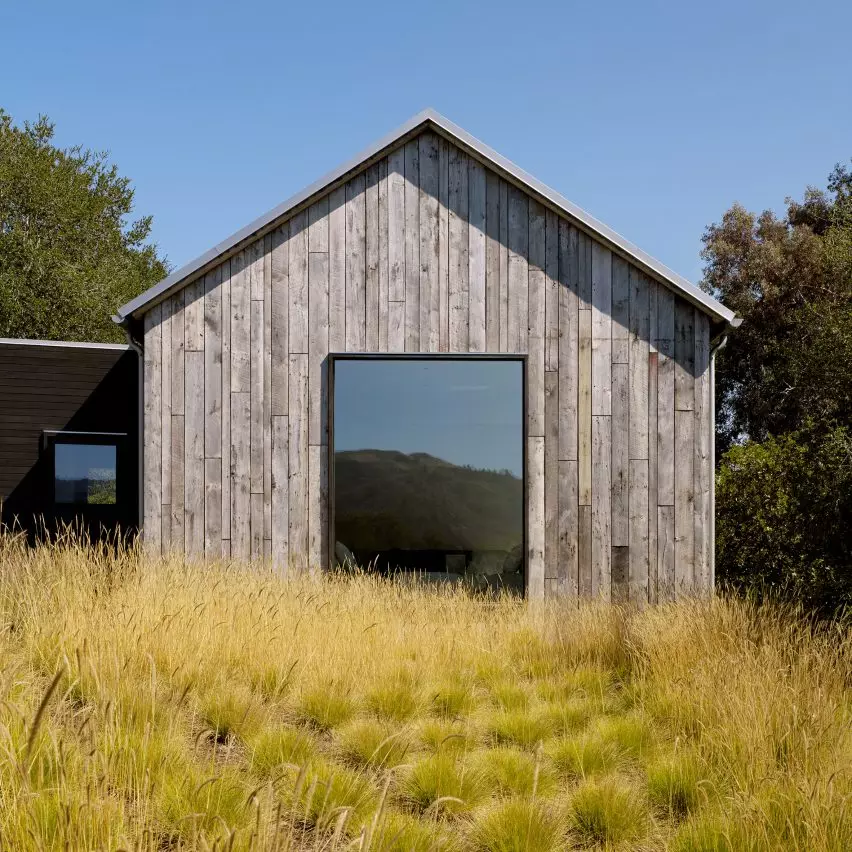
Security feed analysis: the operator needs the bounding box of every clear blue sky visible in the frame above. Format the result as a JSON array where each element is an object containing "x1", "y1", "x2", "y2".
[{"x1": 3, "y1": 1, "x2": 849, "y2": 286}]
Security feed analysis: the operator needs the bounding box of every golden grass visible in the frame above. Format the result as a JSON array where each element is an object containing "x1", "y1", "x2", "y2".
[{"x1": 0, "y1": 533, "x2": 849, "y2": 850}]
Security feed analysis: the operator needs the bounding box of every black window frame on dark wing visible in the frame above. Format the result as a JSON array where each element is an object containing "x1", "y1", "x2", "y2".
[
  {"x1": 327, "y1": 353, "x2": 527, "y2": 593},
  {"x1": 42, "y1": 430, "x2": 130, "y2": 522}
]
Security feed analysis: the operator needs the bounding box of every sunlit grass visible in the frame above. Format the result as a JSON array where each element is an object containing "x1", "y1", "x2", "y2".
[{"x1": 0, "y1": 532, "x2": 848, "y2": 850}]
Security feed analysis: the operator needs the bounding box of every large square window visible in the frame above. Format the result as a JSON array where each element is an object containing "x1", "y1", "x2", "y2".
[
  {"x1": 330, "y1": 356, "x2": 525, "y2": 591},
  {"x1": 53, "y1": 438, "x2": 118, "y2": 505}
]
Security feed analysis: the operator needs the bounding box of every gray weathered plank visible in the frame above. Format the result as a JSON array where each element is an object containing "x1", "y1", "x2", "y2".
[
  {"x1": 160, "y1": 295, "x2": 173, "y2": 527},
  {"x1": 485, "y1": 169, "x2": 501, "y2": 352},
  {"x1": 220, "y1": 259, "x2": 231, "y2": 546},
  {"x1": 346, "y1": 174, "x2": 367, "y2": 351},
  {"x1": 271, "y1": 228, "x2": 289, "y2": 414},
  {"x1": 438, "y1": 138, "x2": 450, "y2": 351},
  {"x1": 271, "y1": 415, "x2": 289, "y2": 572},
  {"x1": 658, "y1": 505, "x2": 675, "y2": 601},
  {"x1": 171, "y1": 414, "x2": 184, "y2": 552},
  {"x1": 289, "y1": 211, "x2": 309, "y2": 354},
  {"x1": 204, "y1": 266, "x2": 222, "y2": 459},
  {"x1": 578, "y1": 309, "x2": 592, "y2": 504},
  {"x1": 230, "y1": 250, "x2": 250, "y2": 393},
  {"x1": 365, "y1": 165, "x2": 380, "y2": 352},
  {"x1": 185, "y1": 349, "x2": 205, "y2": 556},
  {"x1": 657, "y1": 341, "x2": 675, "y2": 506},
  {"x1": 308, "y1": 251, "x2": 329, "y2": 446},
  {"x1": 388, "y1": 300, "x2": 404, "y2": 352},
  {"x1": 544, "y1": 371, "x2": 558, "y2": 580},
  {"x1": 419, "y1": 133, "x2": 440, "y2": 351},
  {"x1": 448, "y1": 145, "x2": 469, "y2": 351},
  {"x1": 288, "y1": 354, "x2": 309, "y2": 568},
  {"x1": 308, "y1": 445, "x2": 328, "y2": 575},
  {"x1": 171, "y1": 288, "x2": 185, "y2": 415},
  {"x1": 528, "y1": 199, "x2": 546, "y2": 436},
  {"x1": 558, "y1": 459, "x2": 579, "y2": 598},
  {"x1": 629, "y1": 458, "x2": 649, "y2": 602},
  {"x1": 591, "y1": 415, "x2": 612, "y2": 600},
  {"x1": 674, "y1": 409, "x2": 695, "y2": 593},
  {"x1": 205, "y1": 457, "x2": 222, "y2": 558},
  {"x1": 629, "y1": 267, "x2": 650, "y2": 459},
  {"x1": 527, "y1": 435, "x2": 545, "y2": 599},
  {"x1": 378, "y1": 159, "x2": 389, "y2": 352},
  {"x1": 468, "y1": 157, "x2": 486, "y2": 353},
  {"x1": 578, "y1": 504, "x2": 592, "y2": 599},
  {"x1": 499, "y1": 179, "x2": 509, "y2": 351},
  {"x1": 507, "y1": 185, "x2": 528, "y2": 353},
  {"x1": 612, "y1": 546, "x2": 629, "y2": 603},
  {"x1": 694, "y1": 309, "x2": 711, "y2": 594},
  {"x1": 328, "y1": 186, "x2": 346, "y2": 352},
  {"x1": 611, "y1": 362, "x2": 629, "y2": 547},
  {"x1": 184, "y1": 277, "x2": 205, "y2": 352},
  {"x1": 611, "y1": 255, "x2": 629, "y2": 364},
  {"x1": 647, "y1": 285, "x2": 659, "y2": 603},
  {"x1": 308, "y1": 195, "x2": 329, "y2": 252},
  {"x1": 558, "y1": 222, "x2": 579, "y2": 460},
  {"x1": 388, "y1": 147, "x2": 405, "y2": 304},
  {"x1": 230, "y1": 391, "x2": 251, "y2": 558},
  {"x1": 404, "y1": 140, "x2": 420, "y2": 351},
  {"x1": 545, "y1": 209, "x2": 559, "y2": 371},
  {"x1": 143, "y1": 305, "x2": 162, "y2": 553},
  {"x1": 250, "y1": 491, "x2": 263, "y2": 559},
  {"x1": 263, "y1": 234, "x2": 272, "y2": 545},
  {"x1": 578, "y1": 230, "x2": 592, "y2": 311},
  {"x1": 674, "y1": 297, "x2": 695, "y2": 411},
  {"x1": 250, "y1": 299, "x2": 264, "y2": 495},
  {"x1": 591, "y1": 242, "x2": 612, "y2": 416},
  {"x1": 248, "y1": 237, "x2": 264, "y2": 302}
]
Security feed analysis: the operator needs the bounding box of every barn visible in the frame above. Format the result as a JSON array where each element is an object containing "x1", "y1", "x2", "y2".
[{"x1": 114, "y1": 109, "x2": 739, "y2": 601}]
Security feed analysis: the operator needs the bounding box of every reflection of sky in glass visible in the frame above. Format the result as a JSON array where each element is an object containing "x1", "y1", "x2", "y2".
[
  {"x1": 333, "y1": 360, "x2": 523, "y2": 477},
  {"x1": 55, "y1": 443, "x2": 116, "y2": 482}
]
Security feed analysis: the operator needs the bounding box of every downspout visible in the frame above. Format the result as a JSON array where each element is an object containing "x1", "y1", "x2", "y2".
[{"x1": 114, "y1": 314, "x2": 144, "y2": 539}]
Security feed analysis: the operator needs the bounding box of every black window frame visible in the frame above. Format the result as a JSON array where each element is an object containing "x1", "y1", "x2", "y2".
[
  {"x1": 327, "y1": 353, "x2": 528, "y2": 590},
  {"x1": 43, "y1": 430, "x2": 129, "y2": 510}
]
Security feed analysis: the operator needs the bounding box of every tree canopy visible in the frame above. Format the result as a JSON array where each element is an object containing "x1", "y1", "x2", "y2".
[{"x1": 0, "y1": 110, "x2": 168, "y2": 343}]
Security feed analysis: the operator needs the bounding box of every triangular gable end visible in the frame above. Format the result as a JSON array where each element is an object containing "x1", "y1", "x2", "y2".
[{"x1": 114, "y1": 109, "x2": 737, "y2": 329}]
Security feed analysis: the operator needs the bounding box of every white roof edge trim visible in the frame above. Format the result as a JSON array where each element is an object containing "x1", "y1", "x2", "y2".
[
  {"x1": 0, "y1": 337, "x2": 130, "y2": 351},
  {"x1": 116, "y1": 108, "x2": 736, "y2": 326}
]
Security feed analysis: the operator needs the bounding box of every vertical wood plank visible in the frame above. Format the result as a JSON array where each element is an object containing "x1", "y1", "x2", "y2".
[
  {"x1": 220, "y1": 259, "x2": 230, "y2": 548},
  {"x1": 657, "y1": 287, "x2": 675, "y2": 507},
  {"x1": 308, "y1": 445, "x2": 328, "y2": 574},
  {"x1": 419, "y1": 133, "x2": 440, "y2": 351},
  {"x1": 346, "y1": 174, "x2": 367, "y2": 351},
  {"x1": 658, "y1": 505, "x2": 675, "y2": 601},
  {"x1": 262, "y1": 240, "x2": 271, "y2": 549},
  {"x1": 378, "y1": 159, "x2": 389, "y2": 352},
  {"x1": 160, "y1": 296, "x2": 172, "y2": 546},
  {"x1": 629, "y1": 459, "x2": 649, "y2": 602},
  {"x1": 248, "y1": 238, "x2": 264, "y2": 302},
  {"x1": 558, "y1": 222, "x2": 579, "y2": 460},
  {"x1": 485, "y1": 169, "x2": 500, "y2": 352},
  {"x1": 289, "y1": 211, "x2": 309, "y2": 354},
  {"x1": 611, "y1": 255, "x2": 629, "y2": 364},
  {"x1": 448, "y1": 145, "x2": 469, "y2": 351},
  {"x1": 591, "y1": 415, "x2": 612, "y2": 600},
  {"x1": 185, "y1": 349, "x2": 205, "y2": 556},
  {"x1": 204, "y1": 457, "x2": 222, "y2": 558},
  {"x1": 388, "y1": 147, "x2": 405, "y2": 304},
  {"x1": 591, "y1": 242, "x2": 612, "y2": 416},
  {"x1": 271, "y1": 227, "x2": 289, "y2": 414},
  {"x1": 404, "y1": 140, "x2": 420, "y2": 351},
  {"x1": 629, "y1": 267, "x2": 650, "y2": 460},
  {"x1": 184, "y1": 277, "x2": 205, "y2": 352},
  {"x1": 648, "y1": 283, "x2": 659, "y2": 603},
  {"x1": 544, "y1": 372, "x2": 558, "y2": 580},
  {"x1": 438, "y1": 138, "x2": 450, "y2": 351},
  {"x1": 250, "y1": 299, "x2": 264, "y2": 496},
  {"x1": 365, "y1": 166, "x2": 380, "y2": 352},
  {"x1": 558, "y1": 460, "x2": 579, "y2": 598},
  {"x1": 578, "y1": 231, "x2": 592, "y2": 311},
  {"x1": 528, "y1": 199, "x2": 546, "y2": 436},
  {"x1": 675, "y1": 298, "x2": 695, "y2": 411},
  {"x1": 230, "y1": 392, "x2": 251, "y2": 558},
  {"x1": 527, "y1": 436, "x2": 545, "y2": 599},
  {"x1": 204, "y1": 267, "x2": 222, "y2": 459},
  {"x1": 230, "y1": 251, "x2": 250, "y2": 393},
  {"x1": 675, "y1": 409, "x2": 695, "y2": 592},
  {"x1": 328, "y1": 186, "x2": 347, "y2": 352},
  {"x1": 171, "y1": 415, "x2": 184, "y2": 552},
  {"x1": 499, "y1": 180, "x2": 509, "y2": 351},
  {"x1": 288, "y1": 354, "x2": 308, "y2": 568},
  {"x1": 579, "y1": 504, "x2": 592, "y2": 599},
  {"x1": 468, "y1": 157, "x2": 486, "y2": 352},
  {"x1": 611, "y1": 362, "x2": 629, "y2": 547},
  {"x1": 612, "y1": 547, "x2": 629, "y2": 603},
  {"x1": 143, "y1": 305, "x2": 162, "y2": 553},
  {"x1": 271, "y1": 415, "x2": 289, "y2": 572},
  {"x1": 171, "y1": 288, "x2": 185, "y2": 416},
  {"x1": 309, "y1": 251, "x2": 329, "y2": 446},
  {"x1": 545, "y1": 209, "x2": 559, "y2": 371},
  {"x1": 388, "y1": 301, "x2": 405, "y2": 352},
  {"x1": 308, "y1": 196, "x2": 329, "y2": 252},
  {"x1": 578, "y1": 310, "x2": 592, "y2": 504},
  {"x1": 694, "y1": 310, "x2": 711, "y2": 595},
  {"x1": 250, "y1": 492, "x2": 263, "y2": 559},
  {"x1": 507, "y1": 185, "x2": 528, "y2": 353}
]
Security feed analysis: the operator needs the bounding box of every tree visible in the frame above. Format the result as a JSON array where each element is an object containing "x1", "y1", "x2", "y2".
[
  {"x1": 703, "y1": 164, "x2": 852, "y2": 612},
  {"x1": 0, "y1": 110, "x2": 168, "y2": 343}
]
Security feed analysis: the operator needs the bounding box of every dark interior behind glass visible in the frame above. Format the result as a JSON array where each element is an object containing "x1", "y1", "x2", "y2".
[{"x1": 331, "y1": 357, "x2": 524, "y2": 592}]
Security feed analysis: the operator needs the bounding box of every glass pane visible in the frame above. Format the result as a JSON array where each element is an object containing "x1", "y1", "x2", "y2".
[
  {"x1": 55, "y1": 443, "x2": 117, "y2": 505},
  {"x1": 333, "y1": 359, "x2": 523, "y2": 591}
]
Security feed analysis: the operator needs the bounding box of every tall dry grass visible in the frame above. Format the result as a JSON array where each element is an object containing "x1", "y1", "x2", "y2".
[{"x1": 0, "y1": 532, "x2": 848, "y2": 850}]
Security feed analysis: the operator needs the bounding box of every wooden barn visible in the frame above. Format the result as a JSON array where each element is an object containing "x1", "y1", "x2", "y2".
[{"x1": 114, "y1": 109, "x2": 739, "y2": 601}]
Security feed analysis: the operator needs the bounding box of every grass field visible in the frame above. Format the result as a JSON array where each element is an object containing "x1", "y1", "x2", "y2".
[{"x1": 0, "y1": 535, "x2": 849, "y2": 850}]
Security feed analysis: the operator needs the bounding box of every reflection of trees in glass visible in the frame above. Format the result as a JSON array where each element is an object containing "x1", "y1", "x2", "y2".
[{"x1": 88, "y1": 478, "x2": 117, "y2": 504}]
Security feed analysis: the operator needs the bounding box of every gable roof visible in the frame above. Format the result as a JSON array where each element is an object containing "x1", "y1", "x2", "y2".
[{"x1": 115, "y1": 108, "x2": 737, "y2": 327}]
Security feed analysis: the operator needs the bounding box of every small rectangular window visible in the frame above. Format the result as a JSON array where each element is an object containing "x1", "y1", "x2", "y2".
[{"x1": 47, "y1": 434, "x2": 122, "y2": 505}]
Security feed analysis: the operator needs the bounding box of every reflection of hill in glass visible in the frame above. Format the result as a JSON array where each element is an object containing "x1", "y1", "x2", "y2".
[
  {"x1": 55, "y1": 478, "x2": 117, "y2": 505},
  {"x1": 334, "y1": 449, "x2": 522, "y2": 552}
]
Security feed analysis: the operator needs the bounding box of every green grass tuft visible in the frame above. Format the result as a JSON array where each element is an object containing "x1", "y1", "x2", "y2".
[
  {"x1": 297, "y1": 684, "x2": 355, "y2": 730},
  {"x1": 366, "y1": 669, "x2": 422, "y2": 721},
  {"x1": 469, "y1": 797, "x2": 567, "y2": 852},
  {"x1": 248, "y1": 725, "x2": 316, "y2": 775},
  {"x1": 647, "y1": 749, "x2": 707, "y2": 819},
  {"x1": 470, "y1": 746, "x2": 556, "y2": 798},
  {"x1": 569, "y1": 777, "x2": 650, "y2": 846},
  {"x1": 547, "y1": 732, "x2": 625, "y2": 780},
  {"x1": 402, "y1": 752, "x2": 488, "y2": 815},
  {"x1": 486, "y1": 707, "x2": 559, "y2": 750},
  {"x1": 335, "y1": 718, "x2": 412, "y2": 767}
]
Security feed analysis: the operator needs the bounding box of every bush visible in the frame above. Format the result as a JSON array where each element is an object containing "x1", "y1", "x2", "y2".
[{"x1": 716, "y1": 423, "x2": 852, "y2": 615}]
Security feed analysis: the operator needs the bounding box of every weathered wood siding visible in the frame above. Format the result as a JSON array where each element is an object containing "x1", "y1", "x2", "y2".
[{"x1": 141, "y1": 130, "x2": 713, "y2": 600}]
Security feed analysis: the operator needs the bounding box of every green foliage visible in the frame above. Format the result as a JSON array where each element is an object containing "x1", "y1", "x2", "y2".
[
  {"x1": 0, "y1": 109, "x2": 167, "y2": 342},
  {"x1": 469, "y1": 798, "x2": 566, "y2": 852},
  {"x1": 716, "y1": 423, "x2": 852, "y2": 613},
  {"x1": 569, "y1": 777, "x2": 649, "y2": 846}
]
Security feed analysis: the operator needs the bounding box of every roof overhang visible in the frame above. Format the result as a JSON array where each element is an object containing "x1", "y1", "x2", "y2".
[{"x1": 115, "y1": 108, "x2": 737, "y2": 328}]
